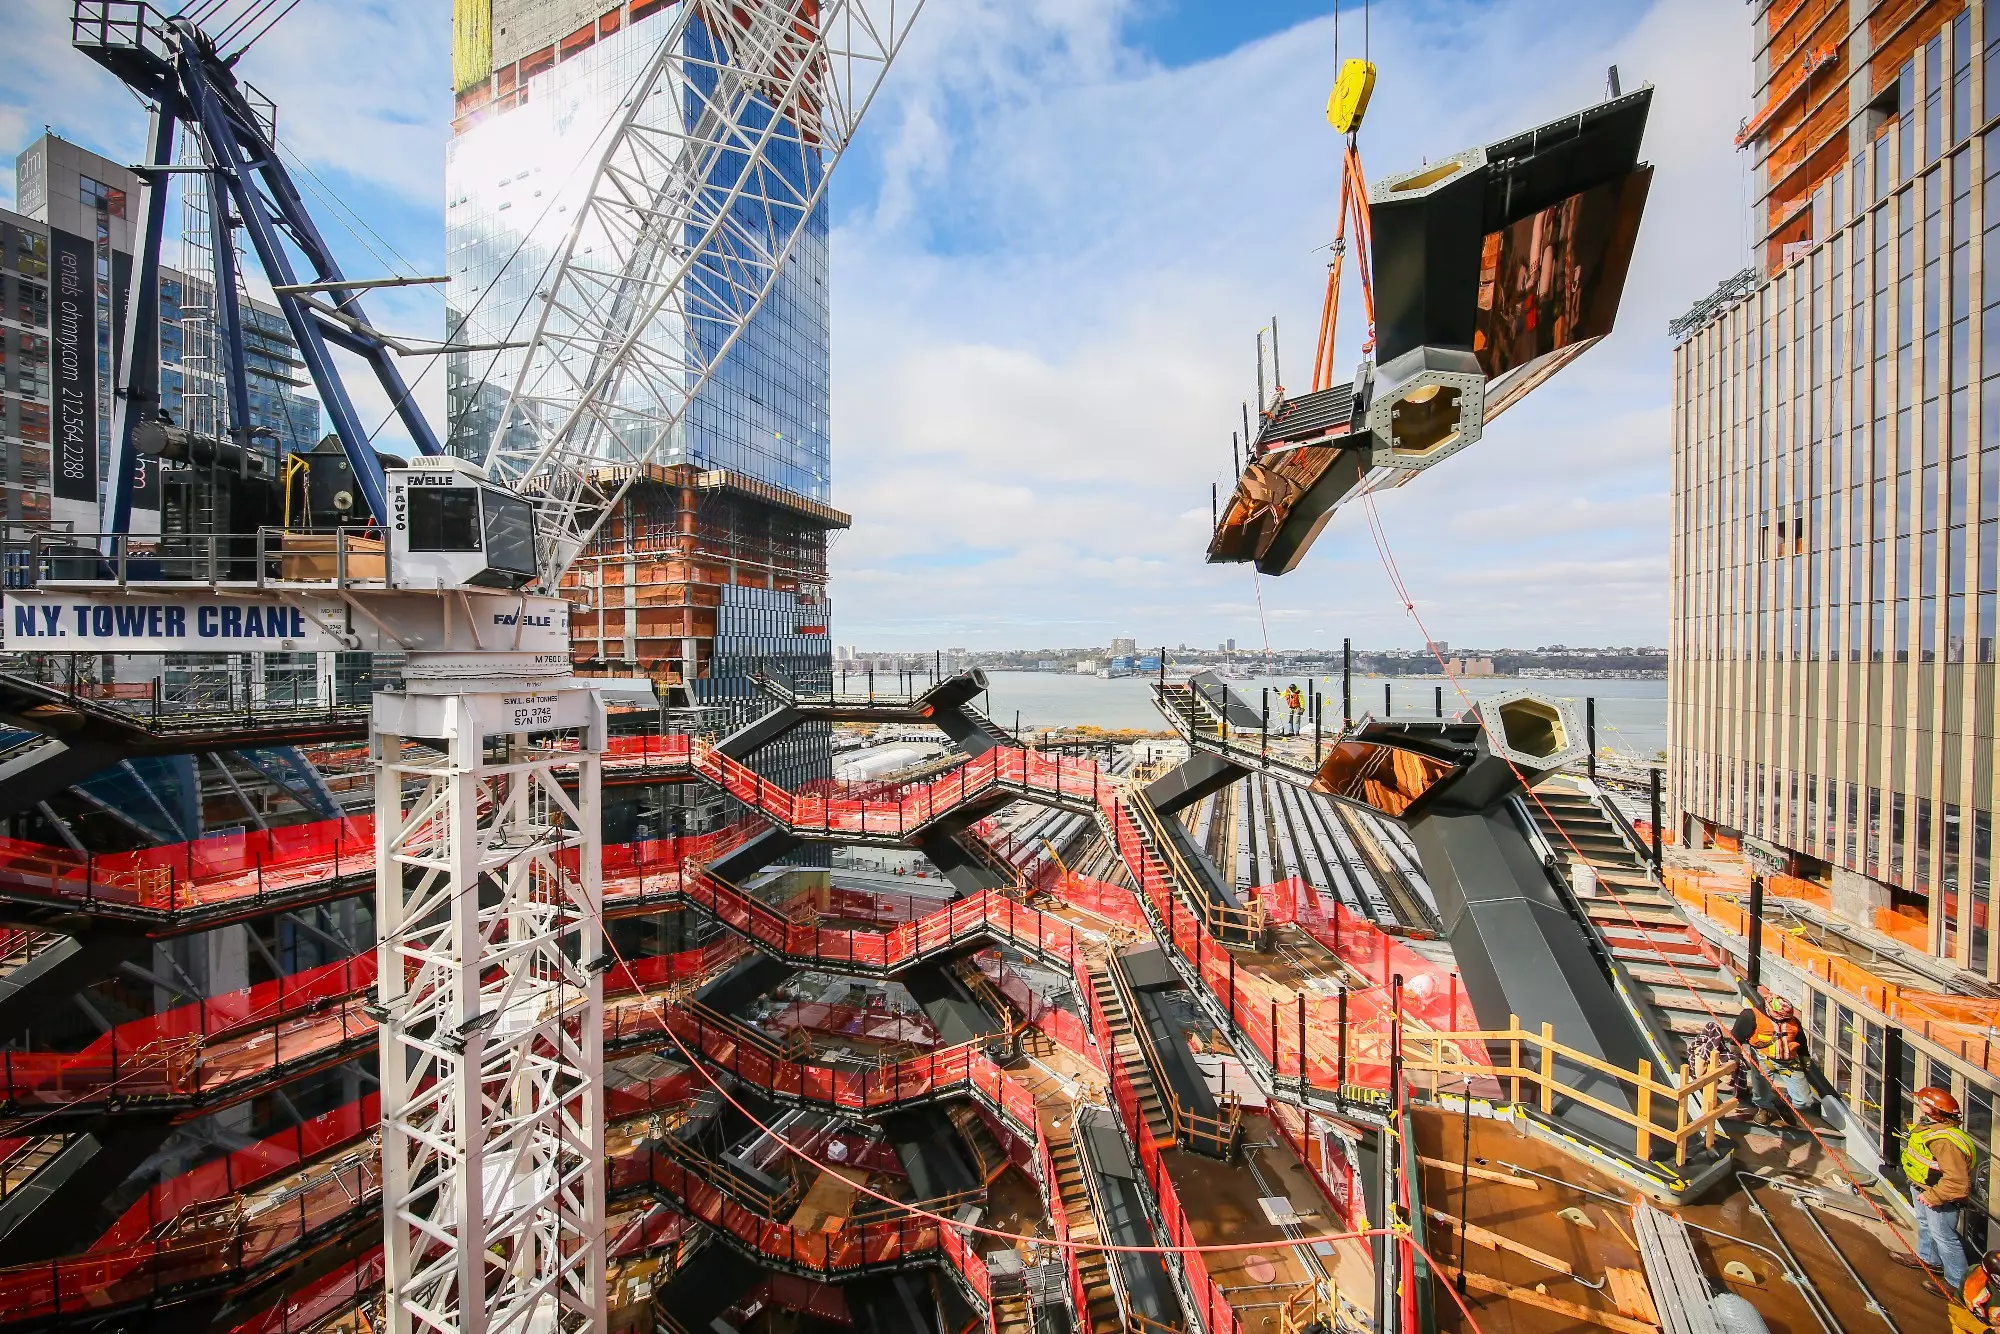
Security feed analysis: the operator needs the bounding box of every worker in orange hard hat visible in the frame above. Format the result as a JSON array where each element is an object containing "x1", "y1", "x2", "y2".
[
  {"x1": 1955, "y1": 1250, "x2": 2000, "y2": 1330},
  {"x1": 1733, "y1": 991, "x2": 1810, "y2": 1126},
  {"x1": 1893, "y1": 1086, "x2": 1978, "y2": 1291}
]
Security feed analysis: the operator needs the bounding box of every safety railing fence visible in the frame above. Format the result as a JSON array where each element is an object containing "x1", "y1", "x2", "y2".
[
  {"x1": 1666, "y1": 864, "x2": 2000, "y2": 1082},
  {"x1": 0, "y1": 738, "x2": 1101, "y2": 923},
  {"x1": 78, "y1": 954, "x2": 377, "y2": 1057},
  {"x1": 1100, "y1": 955, "x2": 1242, "y2": 1159},
  {"x1": 765, "y1": 1000, "x2": 941, "y2": 1050},
  {"x1": 0, "y1": 1146, "x2": 378, "y2": 1322},
  {"x1": 0, "y1": 1047, "x2": 722, "y2": 1325},
  {"x1": 1398, "y1": 1019, "x2": 1740, "y2": 1166},
  {"x1": 9, "y1": 527, "x2": 388, "y2": 592},
  {"x1": 1037, "y1": 1121, "x2": 1094, "y2": 1331},
  {"x1": 605, "y1": 999, "x2": 1040, "y2": 1141},
  {"x1": 1108, "y1": 784, "x2": 1731, "y2": 1161},
  {"x1": 1121, "y1": 793, "x2": 1266, "y2": 942},
  {"x1": 228, "y1": 1245, "x2": 385, "y2": 1334},
  {"x1": 615, "y1": 1146, "x2": 984, "y2": 1285},
  {"x1": 1108, "y1": 795, "x2": 1397, "y2": 1095},
  {"x1": 974, "y1": 953, "x2": 1096, "y2": 1062},
  {"x1": 1091, "y1": 979, "x2": 1244, "y2": 1334},
  {"x1": 92, "y1": 1094, "x2": 381, "y2": 1254},
  {"x1": 0, "y1": 928, "x2": 50, "y2": 970},
  {"x1": 677, "y1": 865, "x2": 1083, "y2": 975},
  {"x1": 0, "y1": 994, "x2": 375, "y2": 1112},
  {"x1": 0, "y1": 817, "x2": 374, "y2": 918},
  {"x1": 650, "y1": 1133, "x2": 808, "y2": 1220}
]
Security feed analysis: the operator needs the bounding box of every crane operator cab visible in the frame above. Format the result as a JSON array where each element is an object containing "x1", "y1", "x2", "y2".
[{"x1": 386, "y1": 456, "x2": 541, "y2": 592}]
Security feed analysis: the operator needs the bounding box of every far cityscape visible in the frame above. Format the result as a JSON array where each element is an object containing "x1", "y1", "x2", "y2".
[{"x1": 833, "y1": 641, "x2": 1669, "y2": 679}]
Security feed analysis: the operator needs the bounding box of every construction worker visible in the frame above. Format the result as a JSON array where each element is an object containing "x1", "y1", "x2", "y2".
[
  {"x1": 1284, "y1": 683, "x2": 1304, "y2": 735},
  {"x1": 1731, "y1": 992, "x2": 1809, "y2": 1125},
  {"x1": 1753, "y1": 993, "x2": 1810, "y2": 1116},
  {"x1": 1892, "y1": 1086, "x2": 1979, "y2": 1290},
  {"x1": 1955, "y1": 1250, "x2": 2000, "y2": 1331}
]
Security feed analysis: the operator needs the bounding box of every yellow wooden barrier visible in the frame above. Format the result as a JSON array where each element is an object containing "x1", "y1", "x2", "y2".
[{"x1": 1399, "y1": 1014, "x2": 1739, "y2": 1167}]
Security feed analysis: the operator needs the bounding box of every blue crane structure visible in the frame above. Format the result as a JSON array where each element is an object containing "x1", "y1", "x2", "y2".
[{"x1": 73, "y1": 0, "x2": 441, "y2": 541}]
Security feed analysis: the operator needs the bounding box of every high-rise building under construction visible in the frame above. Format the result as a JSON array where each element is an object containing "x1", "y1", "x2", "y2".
[
  {"x1": 1671, "y1": 0, "x2": 2000, "y2": 1214},
  {"x1": 445, "y1": 0, "x2": 841, "y2": 820}
]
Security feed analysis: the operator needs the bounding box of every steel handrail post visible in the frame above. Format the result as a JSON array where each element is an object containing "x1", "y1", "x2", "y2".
[{"x1": 1337, "y1": 984, "x2": 1348, "y2": 1089}]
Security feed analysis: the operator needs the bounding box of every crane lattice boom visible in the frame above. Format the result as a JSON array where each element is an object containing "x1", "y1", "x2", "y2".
[{"x1": 487, "y1": 0, "x2": 922, "y2": 589}]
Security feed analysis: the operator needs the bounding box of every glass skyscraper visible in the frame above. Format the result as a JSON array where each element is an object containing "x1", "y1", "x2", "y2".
[{"x1": 447, "y1": 0, "x2": 839, "y2": 812}]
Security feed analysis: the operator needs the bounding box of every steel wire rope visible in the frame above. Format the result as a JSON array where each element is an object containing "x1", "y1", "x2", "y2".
[
  {"x1": 227, "y1": 0, "x2": 302, "y2": 56},
  {"x1": 267, "y1": 134, "x2": 429, "y2": 287},
  {"x1": 1356, "y1": 487, "x2": 1950, "y2": 1301},
  {"x1": 177, "y1": 1, "x2": 234, "y2": 26},
  {"x1": 210, "y1": 0, "x2": 278, "y2": 49}
]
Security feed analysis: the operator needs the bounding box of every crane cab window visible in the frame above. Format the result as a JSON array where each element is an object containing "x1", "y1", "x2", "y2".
[
  {"x1": 408, "y1": 487, "x2": 480, "y2": 551},
  {"x1": 480, "y1": 491, "x2": 537, "y2": 582}
]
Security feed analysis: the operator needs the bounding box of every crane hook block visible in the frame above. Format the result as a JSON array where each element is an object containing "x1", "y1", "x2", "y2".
[{"x1": 1327, "y1": 58, "x2": 1377, "y2": 134}]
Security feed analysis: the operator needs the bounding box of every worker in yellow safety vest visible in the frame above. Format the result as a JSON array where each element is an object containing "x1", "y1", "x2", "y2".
[{"x1": 1893, "y1": 1086, "x2": 1979, "y2": 1291}]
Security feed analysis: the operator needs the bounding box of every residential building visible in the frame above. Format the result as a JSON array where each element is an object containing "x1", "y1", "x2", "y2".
[
  {"x1": 1671, "y1": 0, "x2": 2000, "y2": 1223},
  {"x1": 4, "y1": 133, "x2": 321, "y2": 531}
]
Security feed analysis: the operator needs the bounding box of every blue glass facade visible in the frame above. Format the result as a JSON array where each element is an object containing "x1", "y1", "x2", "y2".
[{"x1": 446, "y1": 3, "x2": 837, "y2": 806}]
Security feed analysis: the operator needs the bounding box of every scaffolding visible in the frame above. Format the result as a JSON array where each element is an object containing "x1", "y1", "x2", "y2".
[{"x1": 562, "y1": 464, "x2": 845, "y2": 683}]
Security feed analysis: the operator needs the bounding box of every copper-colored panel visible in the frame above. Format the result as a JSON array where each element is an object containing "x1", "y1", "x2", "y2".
[
  {"x1": 1473, "y1": 167, "x2": 1651, "y2": 384},
  {"x1": 1208, "y1": 445, "x2": 1347, "y2": 565},
  {"x1": 1311, "y1": 740, "x2": 1454, "y2": 818}
]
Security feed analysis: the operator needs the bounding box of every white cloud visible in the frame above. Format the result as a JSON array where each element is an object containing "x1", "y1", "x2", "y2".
[
  {"x1": 828, "y1": 0, "x2": 1751, "y2": 650},
  {"x1": 1, "y1": 1, "x2": 454, "y2": 445},
  {"x1": 1, "y1": 0, "x2": 1750, "y2": 653}
]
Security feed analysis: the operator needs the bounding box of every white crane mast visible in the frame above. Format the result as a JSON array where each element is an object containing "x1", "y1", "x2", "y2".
[{"x1": 30, "y1": 9, "x2": 919, "y2": 1328}]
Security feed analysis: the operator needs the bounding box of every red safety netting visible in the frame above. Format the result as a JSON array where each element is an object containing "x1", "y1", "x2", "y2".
[
  {"x1": 767, "y1": 1001, "x2": 940, "y2": 1048},
  {"x1": 1040, "y1": 1119, "x2": 1093, "y2": 1327},
  {"x1": 1107, "y1": 799, "x2": 1395, "y2": 1091},
  {"x1": 598, "y1": 734, "x2": 1111, "y2": 842},
  {"x1": 76, "y1": 954, "x2": 377, "y2": 1058},
  {"x1": 92, "y1": 1093, "x2": 379, "y2": 1253},
  {"x1": 676, "y1": 867, "x2": 1082, "y2": 974},
  {"x1": 229, "y1": 1246, "x2": 384, "y2": 1334},
  {"x1": 611, "y1": 1146, "x2": 988, "y2": 1291},
  {"x1": 972, "y1": 952, "x2": 1098, "y2": 1065},
  {"x1": 0, "y1": 817, "x2": 374, "y2": 916},
  {"x1": 0, "y1": 994, "x2": 374, "y2": 1109},
  {"x1": 611, "y1": 1001, "x2": 1040, "y2": 1139},
  {"x1": 0, "y1": 1056, "x2": 717, "y2": 1324},
  {"x1": 1088, "y1": 969, "x2": 1243, "y2": 1334},
  {"x1": 1258, "y1": 874, "x2": 1482, "y2": 1034},
  {"x1": 0, "y1": 1140, "x2": 377, "y2": 1322},
  {"x1": 1047, "y1": 870, "x2": 1150, "y2": 931}
]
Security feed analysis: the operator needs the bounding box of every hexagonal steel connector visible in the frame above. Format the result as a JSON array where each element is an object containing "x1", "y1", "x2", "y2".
[
  {"x1": 1471, "y1": 688, "x2": 1587, "y2": 773},
  {"x1": 1364, "y1": 345, "x2": 1487, "y2": 471}
]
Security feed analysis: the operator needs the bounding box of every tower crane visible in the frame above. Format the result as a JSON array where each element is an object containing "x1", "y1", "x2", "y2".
[{"x1": 25, "y1": 4, "x2": 926, "y2": 1332}]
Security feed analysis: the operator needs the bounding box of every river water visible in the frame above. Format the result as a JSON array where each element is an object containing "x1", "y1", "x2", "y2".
[{"x1": 969, "y1": 671, "x2": 1668, "y2": 761}]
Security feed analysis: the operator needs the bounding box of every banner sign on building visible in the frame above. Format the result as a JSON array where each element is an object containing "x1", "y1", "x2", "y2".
[
  {"x1": 1, "y1": 594, "x2": 350, "y2": 654},
  {"x1": 48, "y1": 228, "x2": 97, "y2": 504}
]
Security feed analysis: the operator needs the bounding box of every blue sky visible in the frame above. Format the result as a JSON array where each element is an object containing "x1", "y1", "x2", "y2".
[{"x1": 0, "y1": 0, "x2": 1753, "y2": 651}]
